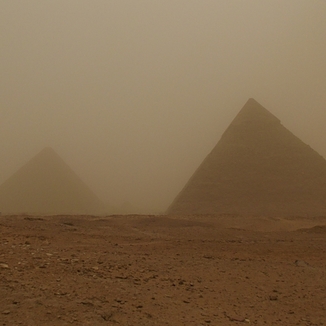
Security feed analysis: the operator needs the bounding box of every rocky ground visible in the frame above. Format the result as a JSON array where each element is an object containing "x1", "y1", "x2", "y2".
[{"x1": 0, "y1": 214, "x2": 326, "y2": 325}]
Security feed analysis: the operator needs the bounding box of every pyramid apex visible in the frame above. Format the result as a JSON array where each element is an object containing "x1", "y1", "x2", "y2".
[
  {"x1": 34, "y1": 147, "x2": 61, "y2": 160},
  {"x1": 247, "y1": 97, "x2": 257, "y2": 103},
  {"x1": 232, "y1": 98, "x2": 280, "y2": 126},
  {"x1": 245, "y1": 98, "x2": 265, "y2": 107},
  {"x1": 43, "y1": 146, "x2": 55, "y2": 152},
  {"x1": 39, "y1": 147, "x2": 57, "y2": 154}
]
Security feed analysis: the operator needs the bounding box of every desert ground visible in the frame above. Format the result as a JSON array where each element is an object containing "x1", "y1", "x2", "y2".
[{"x1": 0, "y1": 214, "x2": 325, "y2": 326}]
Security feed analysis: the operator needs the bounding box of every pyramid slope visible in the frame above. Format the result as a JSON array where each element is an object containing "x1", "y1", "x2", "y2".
[
  {"x1": 0, "y1": 147, "x2": 107, "y2": 215},
  {"x1": 167, "y1": 99, "x2": 326, "y2": 217}
]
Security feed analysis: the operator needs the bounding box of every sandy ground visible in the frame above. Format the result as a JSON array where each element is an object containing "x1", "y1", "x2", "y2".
[{"x1": 0, "y1": 214, "x2": 326, "y2": 326}]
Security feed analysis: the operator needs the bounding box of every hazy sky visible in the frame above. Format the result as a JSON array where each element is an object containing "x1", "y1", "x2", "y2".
[{"x1": 1, "y1": 1, "x2": 326, "y2": 213}]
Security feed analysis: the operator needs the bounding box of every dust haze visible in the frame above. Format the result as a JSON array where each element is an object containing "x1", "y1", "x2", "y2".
[{"x1": 1, "y1": 1, "x2": 326, "y2": 213}]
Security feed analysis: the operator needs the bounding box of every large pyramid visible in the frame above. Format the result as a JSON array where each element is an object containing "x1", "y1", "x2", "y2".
[
  {"x1": 167, "y1": 98, "x2": 326, "y2": 217},
  {"x1": 0, "y1": 147, "x2": 107, "y2": 215}
]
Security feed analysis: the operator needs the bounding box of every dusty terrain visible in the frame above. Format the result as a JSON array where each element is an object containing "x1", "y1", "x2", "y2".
[{"x1": 1, "y1": 214, "x2": 326, "y2": 325}]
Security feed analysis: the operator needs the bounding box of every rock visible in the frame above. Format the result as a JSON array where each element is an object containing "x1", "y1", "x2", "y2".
[
  {"x1": 2, "y1": 310, "x2": 10, "y2": 315},
  {"x1": 0, "y1": 263, "x2": 9, "y2": 269},
  {"x1": 100, "y1": 312, "x2": 114, "y2": 321},
  {"x1": 294, "y1": 260, "x2": 310, "y2": 267}
]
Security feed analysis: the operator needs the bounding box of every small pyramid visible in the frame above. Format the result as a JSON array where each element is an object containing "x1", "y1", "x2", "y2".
[
  {"x1": 167, "y1": 98, "x2": 326, "y2": 217},
  {"x1": 0, "y1": 147, "x2": 106, "y2": 215}
]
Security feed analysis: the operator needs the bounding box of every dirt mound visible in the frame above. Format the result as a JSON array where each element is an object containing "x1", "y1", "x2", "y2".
[
  {"x1": 132, "y1": 216, "x2": 211, "y2": 228},
  {"x1": 297, "y1": 225, "x2": 326, "y2": 233}
]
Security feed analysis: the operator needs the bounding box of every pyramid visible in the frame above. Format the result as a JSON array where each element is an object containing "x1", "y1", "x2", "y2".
[
  {"x1": 167, "y1": 98, "x2": 326, "y2": 217},
  {"x1": 0, "y1": 147, "x2": 107, "y2": 215}
]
